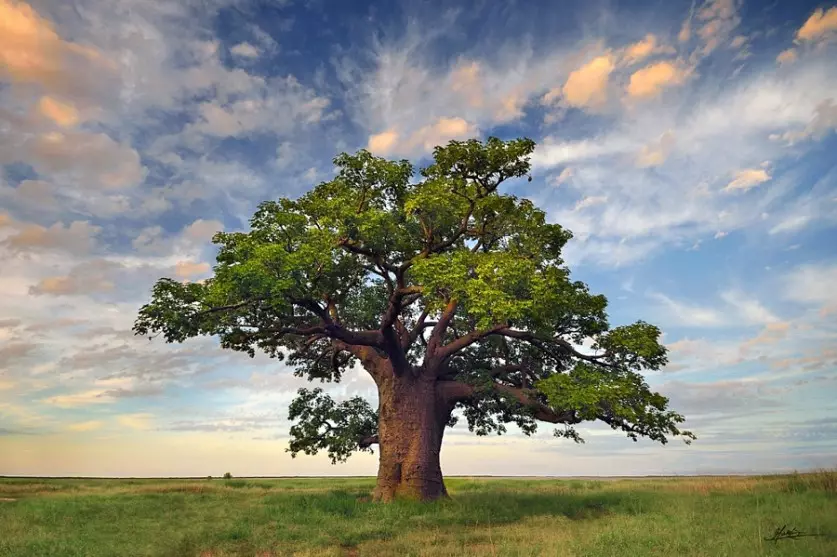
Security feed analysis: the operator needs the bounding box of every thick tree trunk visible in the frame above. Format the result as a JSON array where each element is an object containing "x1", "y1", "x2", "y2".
[{"x1": 371, "y1": 373, "x2": 450, "y2": 502}]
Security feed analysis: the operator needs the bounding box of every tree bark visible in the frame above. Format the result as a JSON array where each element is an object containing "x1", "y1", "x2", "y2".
[{"x1": 371, "y1": 372, "x2": 451, "y2": 502}]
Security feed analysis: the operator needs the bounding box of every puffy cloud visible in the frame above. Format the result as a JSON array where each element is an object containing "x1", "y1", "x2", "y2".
[
  {"x1": 410, "y1": 117, "x2": 476, "y2": 151},
  {"x1": 37, "y1": 96, "x2": 80, "y2": 127},
  {"x1": 1, "y1": 129, "x2": 145, "y2": 190},
  {"x1": 776, "y1": 48, "x2": 798, "y2": 65},
  {"x1": 28, "y1": 260, "x2": 120, "y2": 296},
  {"x1": 796, "y1": 6, "x2": 837, "y2": 43},
  {"x1": 367, "y1": 117, "x2": 476, "y2": 157},
  {"x1": 0, "y1": 0, "x2": 113, "y2": 95},
  {"x1": 230, "y1": 42, "x2": 259, "y2": 58},
  {"x1": 187, "y1": 79, "x2": 331, "y2": 139},
  {"x1": 777, "y1": 99, "x2": 837, "y2": 144},
  {"x1": 367, "y1": 129, "x2": 399, "y2": 155},
  {"x1": 2, "y1": 180, "x2": 59, "y2": 213},
  {"x1": 561, "y1": 54, "x2": 615, "y2": 109},
  {"x1": 0, "y1": 342, "x2": 37, "y2": 367},
  {"x1": 626, "y1": 61, "x2": 690, "y2": 99},
  {"x1": 723, "y1": 168, "x2": 771, "y2": 192},
  {"x1": 183, "y1": 219, "x2": 223, "y2": 243},
  {"x1": 621, "y1": 34, "x2": 675, "y2": 65},
  {"x1": 1, "y1": 219, "x2": 100, "y2": 255},
  {"x1": 694, "y1": 0, "x2": 741, "y2": 56}
]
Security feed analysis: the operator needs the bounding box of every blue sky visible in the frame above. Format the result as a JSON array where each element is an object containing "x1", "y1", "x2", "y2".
[{"x1": 1, "y1": 0, "x2": 836, "y2": 477}]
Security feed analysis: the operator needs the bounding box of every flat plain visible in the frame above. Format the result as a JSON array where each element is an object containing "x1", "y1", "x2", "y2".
[{"x1": 1, "y1": 471, "x2": 835, "y2": 557}]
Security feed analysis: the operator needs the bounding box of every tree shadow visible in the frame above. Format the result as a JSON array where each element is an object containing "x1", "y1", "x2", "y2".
[{"x1": 259, "y1": 482, "x2": 656, "y2": 550}]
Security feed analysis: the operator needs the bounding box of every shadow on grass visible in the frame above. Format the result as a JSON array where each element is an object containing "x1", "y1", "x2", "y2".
[{"x1": 257, "y1": 484, "x2": 655, "y2": 549}]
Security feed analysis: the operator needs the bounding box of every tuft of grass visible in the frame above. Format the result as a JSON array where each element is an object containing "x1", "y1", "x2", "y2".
[{"x1": 0, "y1": 470, "x2": 835, "y2": 556}]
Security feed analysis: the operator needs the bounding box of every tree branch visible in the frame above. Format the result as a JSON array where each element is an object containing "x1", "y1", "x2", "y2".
[
  {"x1": 426, "y1": 299, "x2": 458, "y2": 360},
  {"x1": 358, "y1": 434, "x2": 379, "y2": 449},
  {"x1": 436, "y1": 380, "x2": 579, "y2": 424},
  {"x1": 435, "y1": 322, "x2": 510, "y2": 362},
  {"x1": 337, "y1": 238, "x2": 398, "y2": 272}
]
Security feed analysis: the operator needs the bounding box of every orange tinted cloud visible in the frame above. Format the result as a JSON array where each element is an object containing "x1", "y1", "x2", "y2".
[
  {"x1": 38, "y1": 96, "x2": 79, "y2": 127},
  {"x1": 367, "y1": 118, "x2": 476, "y2": 157},
  {"x1": 367, "y1": 129, "x2": 399, "y2": 155},
  {"x1": 776, "y1": 48, "x2": 798, "y2": 65},
  {"x1": 636, "y1": 131, "x2": 676, "y2": 167},
  {"x1": 723, "y1": 168, "x2": 771, "y2": 192},
  {"x1": 0, "y1": 0, "x2": 110, "y2": 91},
  {"x1": 412, "y1": 117, "x2": 476, "y2": 150},
  {"x1": 626, "y1": 61, "x2": 690, "y2": 99},
  {"x1": 796, "y1": 6, "x2": 837, "y2": 42},
  {"x1": 562, "y1": 54, "x2": 615, "y2": 109},
  {"x1": 175, "y1": 261, "x2": 211, "y2": 279},
  {"x1": 450, "y1": 60, "x2": 483, "y2": 108},
  {"x1": 622, "y1": 34, "x2": 675, "y2": 65}
]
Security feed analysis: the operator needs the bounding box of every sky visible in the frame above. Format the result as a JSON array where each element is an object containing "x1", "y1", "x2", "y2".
[{"x1": 1, "y1": 0, "x2": 836, "y2": 478}]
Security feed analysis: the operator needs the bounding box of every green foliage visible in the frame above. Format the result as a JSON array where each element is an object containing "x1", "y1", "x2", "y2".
[
  {"x1": 134, "y1": 135, "x2": 696, "y2": 462},
  {"x1": 287, "y1": 388, "x2": 378, "y2": 464},
  {"x1": 536, "y1": 362, "x2": 695, "y2": 444},
  {"x1": 223, "y1": 472, "x2": 232, "y2": 480}
]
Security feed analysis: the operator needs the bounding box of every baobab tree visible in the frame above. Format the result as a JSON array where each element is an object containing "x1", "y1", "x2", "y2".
[{"x1": 134, "y1": 137, "x2": 695, "y2": 502}]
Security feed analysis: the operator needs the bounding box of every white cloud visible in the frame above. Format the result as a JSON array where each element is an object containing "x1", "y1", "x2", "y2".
[
  {"x1": 719, "y1": 290, "x2": 780, "y2": 325},
  {"x1": 230, "y1": 42, "x2": 260, "y2": 58},
  {"x1": 769, "y1": 215, "x2": 811, "y2": 234},
  {"x1": 649, "y1": 293, "x2": 725, "y2": 327},
  {"x1": 551, "y1": 167, "x2": 574, "y2": 186},
  {"x1": 574, "y1": 195, "x2": 608, "y2": 211},
  {"x1": 651, "y1": 290, "x2": 781, "y2": 329},
  {"x1": 783, "y1": 263, "x2": 837, "y2": 309}
]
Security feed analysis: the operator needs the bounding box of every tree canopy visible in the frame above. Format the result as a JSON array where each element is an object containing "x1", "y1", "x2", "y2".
[{"x1": 135, "y1": 136, "x2": 694, "y2": 472}]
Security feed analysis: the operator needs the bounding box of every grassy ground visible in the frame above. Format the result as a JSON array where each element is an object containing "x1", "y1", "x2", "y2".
[{"x1": 1, "y1": 471, "x2": 835, "y2": 557}]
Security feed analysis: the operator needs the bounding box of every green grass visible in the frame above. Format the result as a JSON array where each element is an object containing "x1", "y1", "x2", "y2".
[{"x1": 1, "y1": 471, "x2": 835, "y2": 556}]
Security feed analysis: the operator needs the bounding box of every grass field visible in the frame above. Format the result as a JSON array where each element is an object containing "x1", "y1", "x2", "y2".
[{"x1": 1, "y1": 471, "x2": 835, "y2": 557}]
